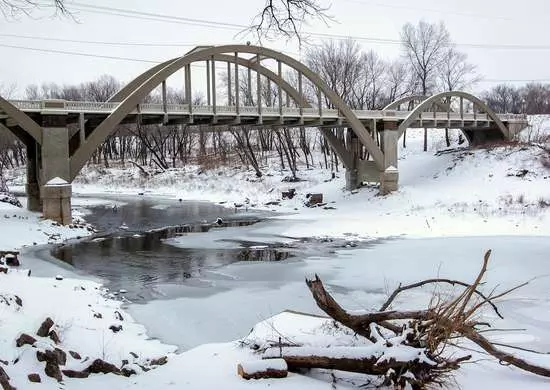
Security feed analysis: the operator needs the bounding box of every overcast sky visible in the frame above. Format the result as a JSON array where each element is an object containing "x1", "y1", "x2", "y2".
[{"x1": 1, "y1": 0, "x2": 550, "y2": 98}]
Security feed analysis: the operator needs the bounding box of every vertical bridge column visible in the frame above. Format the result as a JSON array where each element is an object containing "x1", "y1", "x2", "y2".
[
  {"x1": 25, "y1": 138, "x2": 41, "y2": 211},
  {"x1": 40, "y1": 110, "x2": 72, "y2": 225},
  {"x1": 345, "y1": 129, "x2": 360, "y2": 191},
  {"x1": 380, "y1": 120, "x2": 399, "y2": 195}
]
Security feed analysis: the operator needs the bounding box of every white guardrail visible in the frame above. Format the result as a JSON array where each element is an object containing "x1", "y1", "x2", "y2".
[{"x1": 6, "y1": 99, "x2": 528, "y2": 122}]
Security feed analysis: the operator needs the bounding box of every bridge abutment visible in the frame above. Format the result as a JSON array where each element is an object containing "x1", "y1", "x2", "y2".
[
  {"x1": 40, "y1": 114, "x2": 73, "y2": 225},
  {"x1": 507, "y1": 122, "x2": 528, "y2": 139}
]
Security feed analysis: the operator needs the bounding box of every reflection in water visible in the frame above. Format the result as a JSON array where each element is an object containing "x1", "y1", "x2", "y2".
[
  {"x1": 53, "y1": 234, "x2": 291, "y2": 301},
  {"x1": 52, "y1": 197, "x2": 290, "y2": 301},
  {"x1": 81, "y1": 197, "x2": 242, "y2": 234}
]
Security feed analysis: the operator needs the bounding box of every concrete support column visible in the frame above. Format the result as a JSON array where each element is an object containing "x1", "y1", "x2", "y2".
[
  {"x1": 42, "y1": 181, "x2": 72, "y2": 225},
  {"x1": 380, "y1": 121, "x2": 399, "y2": 194},
  {"x1": 382, "y1": 127, "x2": 398, "y2": 169},
  {"x1": 41, "y1": 115, "x2": 70, "y2": 182},
  {"x1": 25, "y1": 139, "x2": 41, "y2": 212},
  {"x1": 345, "y1": 129, "x2": 360, "y2": 191},
  {"x1": 40, "y1": 114, "x2": 72, "y2": 224}
]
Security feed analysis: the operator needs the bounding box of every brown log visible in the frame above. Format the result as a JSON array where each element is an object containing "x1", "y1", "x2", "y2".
[
  {"x1": 237, "y1": 361, "x2": 288, "y2": 380},
  {"x1": 274, "y1": 354, "x2": 381, "y2": 374},
  {"x1": 265, "y1": 353, "x2": 453, "y2": 389}
]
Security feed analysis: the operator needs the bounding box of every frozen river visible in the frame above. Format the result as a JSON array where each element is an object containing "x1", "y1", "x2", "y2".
[{"x1": 30, "y1": 196, "x2": 550, "y2": 353}]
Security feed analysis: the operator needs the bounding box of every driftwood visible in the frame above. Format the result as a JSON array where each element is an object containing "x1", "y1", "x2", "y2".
[
  {"x1": 264, "y1": 250, "x2": 550, "y2": 388},
  {"x1": 266, "y1": 351, "x2": 470, "y2": 389},
  {"x1": 237, "y1": 359, "x2": 288, "y2": 380}
]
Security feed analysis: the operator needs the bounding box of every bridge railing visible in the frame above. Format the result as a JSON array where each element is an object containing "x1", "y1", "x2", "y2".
[
  {"x1": 65, "y1": 101, "x2": 120, "y2": 112},
  {"x1": 8, "y1": 100, "x2": 43, "y2": 110},
  {"x1": 5, "y1": 100, "x2": 529, "y2": 124}
]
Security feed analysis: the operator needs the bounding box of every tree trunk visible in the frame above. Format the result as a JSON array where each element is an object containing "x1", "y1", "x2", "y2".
[{"x1": 423, "y1": 128, "x2": 428, "y2": 152}]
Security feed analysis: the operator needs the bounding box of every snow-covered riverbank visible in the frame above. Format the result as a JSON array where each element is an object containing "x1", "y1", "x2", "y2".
[{"x1": 69, "y1": 128, "x2": 549, "y2": 239}]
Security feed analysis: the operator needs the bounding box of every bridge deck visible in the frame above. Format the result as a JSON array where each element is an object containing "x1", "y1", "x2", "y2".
[{"x1": 1, "y1": 100, "x2": 527, "y2": 130}]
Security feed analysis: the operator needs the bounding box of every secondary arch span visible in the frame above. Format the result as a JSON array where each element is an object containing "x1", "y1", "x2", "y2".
[
  {"x1": 384, "y1": 95, "x2": 449, "y2": 112},
  {"x1": 70, "y1": 45, "x2": 383, "y2": 180},
  {"x1": 396, "y1": 91, "x2": 509, "y2": 139}
]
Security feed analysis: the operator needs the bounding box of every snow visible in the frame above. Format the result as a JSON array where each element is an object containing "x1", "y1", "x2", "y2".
[
  {"x1": 0, "y1": 122, "x2": 549, "y2": 388},
  {"x1": 0, "y1": 199, "x2": 92, "y2": 251},
  {"x1": 46, "y1": 177, "x2": 69, "y2": 186},
  {"x1": 0, "y1": 267, "x2": 176, "y2": 389}
]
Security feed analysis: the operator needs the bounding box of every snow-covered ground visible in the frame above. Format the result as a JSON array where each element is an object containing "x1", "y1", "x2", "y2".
[
  {"x1": 1, "y1": 124, "x2": 549, "y2": 388},
  {"x1": 58, "y1": 127, "x2": 550, "y2": 239},
  {"x1": 0, "y1": 198, "x2": 93, "y2": 252}
]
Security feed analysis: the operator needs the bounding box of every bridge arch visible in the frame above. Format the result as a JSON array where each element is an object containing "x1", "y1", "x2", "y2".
[
  {"x1": 105, "y1": 52, "x2": 354, "y2": 169},
  {"x1": 384, "y1": 95, "x2": 428, "y2": 111},
  {"x1": 69, "y1": 45, "x2": 383, "y2": 180},
  {"x1": 396, "y1": 91, "x2": 510, "y2": 139},
  {"x1": 384, "y1": 95, "x2": 449, "y2": 112},
  {"x1": 0, "y1": 96, "x2": 42, "y2": 144}
]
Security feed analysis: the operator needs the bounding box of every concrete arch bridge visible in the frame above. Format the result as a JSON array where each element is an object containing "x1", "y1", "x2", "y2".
[{"x1": 0, "y1": 45, "x2": 527, "y2": 224}]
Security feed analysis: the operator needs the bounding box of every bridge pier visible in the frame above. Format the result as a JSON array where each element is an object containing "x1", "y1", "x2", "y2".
[
  {"x1": 345, "y1": 129, "x2": 360, "y2": 191},
  {"x1": 343, "y1": 122, "x2": 400, "y2": 194},
  {"x1": 42, "y1": 181, "x2": 72, "y2": 226},
  {"x1": 25, "y1": 139, "x2": 41, "y2": 212},
  {"x1": 379, "y1": 122, "x2": 399, "y2": 195},
  {"x1": 40, "y1": 113, "x2": 73, "y2": 225}
]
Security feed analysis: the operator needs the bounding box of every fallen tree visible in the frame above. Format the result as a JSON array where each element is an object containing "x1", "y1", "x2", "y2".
[{"x1": 260, "y1": 250, "x2": 550, "y2": 389}]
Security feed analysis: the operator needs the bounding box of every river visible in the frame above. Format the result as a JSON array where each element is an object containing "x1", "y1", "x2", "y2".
[{"x1": 30, "y1": 195, "x2": 550, "y2": 353}]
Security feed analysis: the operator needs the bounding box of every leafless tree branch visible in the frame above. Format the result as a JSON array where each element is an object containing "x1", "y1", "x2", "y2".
[
  {"x1": 0, "y1": 0, "x2": 69, "y2": 19},
  {"x1": 248, "y1": 0, "x2": 333, "y2": 43}
]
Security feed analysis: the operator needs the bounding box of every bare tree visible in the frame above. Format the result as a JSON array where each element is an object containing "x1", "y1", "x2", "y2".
[
  {"x1": 306, "y1": 39, "x2": 362, "y2": 107},
  {"x1": 521, "y1": 83, "x2": 550, "y2": 114},
  {"x1": 357, "y1": 50, "x2": 386, "y2": 110},
  {"x1": 0, "y1": 0, "x2": 68, "y2": 18},
  {"x1": 482, "y1": 84, "x2": 522, "y2": 114},
  {"x1": 383, "y1": 59, "x2": 416, "y2": 105},
  {"x1": 438, "y1": 48, "x2": 478, "y2": 93},
  {"x1": 84, "y1": 75, "x2": 120, "y2": 102},
  {"x1": 437, "y1": 47, "x2": 479, "y2": 146},
  {"x1": 401, "y1": 21, "x2": 451, "y2": 151},
  {"x1": 250, "y1": 0, "x2": 331, "y2": 41},
  {"x1": 0, "y1": 82, "x2": 16, "y2": 98}
]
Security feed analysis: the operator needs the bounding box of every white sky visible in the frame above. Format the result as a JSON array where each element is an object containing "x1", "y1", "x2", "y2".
[{"x1": 1, "y1": 0, "x2": 550, "y2": 98}]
